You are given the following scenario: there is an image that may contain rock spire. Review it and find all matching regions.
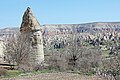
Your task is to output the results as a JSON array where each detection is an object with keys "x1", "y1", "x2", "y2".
[
  {"x1": 20, "y1": 7, "x2": 44, "y2": 66},
  {"x1": 20, "y1": 7, "x2": 41, "y2": 33}
]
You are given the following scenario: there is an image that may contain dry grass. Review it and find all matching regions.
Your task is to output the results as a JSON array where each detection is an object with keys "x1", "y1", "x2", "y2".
[{"x1": 1, "y1": 72, "x2": 103, "y2": 80}]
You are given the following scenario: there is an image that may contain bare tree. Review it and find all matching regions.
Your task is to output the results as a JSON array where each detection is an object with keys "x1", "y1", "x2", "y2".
[
  {"x1": 101, "y1": 48, "x2": 120, "y2": 80},
  {"x1": 4, "y1": 33, "x2": 32, "y2": 70},
  {"x1": 47, "y1": 32, "x2": 102, "y2": 73},
  {"x1": 97, "y1": 39, "x2": 120, "y2": 80}
]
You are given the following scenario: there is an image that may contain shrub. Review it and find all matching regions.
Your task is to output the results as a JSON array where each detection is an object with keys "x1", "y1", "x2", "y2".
[
  {"x1": 7, "y1": 70, "x2": 22, "y2": 77},
  {"x1": 33, "y1": 64, "x2": 44, "y2": 71},
  {"x1": 0, "y1": 68, "x2": 7, "y2": 76}
]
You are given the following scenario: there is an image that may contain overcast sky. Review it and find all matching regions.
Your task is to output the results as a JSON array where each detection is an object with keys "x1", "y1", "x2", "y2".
[{"x1": 0, "y1": 0, "x2": 120, "y2": 28}]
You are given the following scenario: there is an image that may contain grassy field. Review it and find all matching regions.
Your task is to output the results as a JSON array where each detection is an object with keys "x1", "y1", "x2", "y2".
[{"x1": 1, "y1": 72, "x2": 103, "y2": 80}]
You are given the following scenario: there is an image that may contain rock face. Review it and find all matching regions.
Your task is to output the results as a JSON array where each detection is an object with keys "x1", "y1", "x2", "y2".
[
  {"x1": 20, "y1": 7, "x2": 41, "y2": 33},
  {"x1": 42, "y1": 22, "x2": 120, "y2": 35},
  {"x1": 0, "y1": 39, "x2": 4, "y2": 63},
  {"x1": 20, "y1": 7, "x2": 44, "y2": 65}
]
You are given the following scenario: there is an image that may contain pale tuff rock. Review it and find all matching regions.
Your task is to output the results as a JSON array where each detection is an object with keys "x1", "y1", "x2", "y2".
[
  {"x1": 0, "y1": 39, "x2": 4, "y2": 63},
  {"x1": 20, "y1": 7, "x2": 41, "y2": 33},
  {"x1": 20, "y1": 7, "x2": 44, "y2": 65}
]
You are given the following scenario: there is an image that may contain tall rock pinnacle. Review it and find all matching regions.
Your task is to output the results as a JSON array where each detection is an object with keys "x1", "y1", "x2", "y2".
[
  {"x1": 20, "y1": 7, "x2": 41, "y2": 33},
  {"x1": 20, "y1": 7, "x2": 44, "y2": 67}
]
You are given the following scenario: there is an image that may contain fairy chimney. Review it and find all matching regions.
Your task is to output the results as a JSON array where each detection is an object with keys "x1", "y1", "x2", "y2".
[{"x1": 20, "y1": 7, "x2": 44, "y2": 65}]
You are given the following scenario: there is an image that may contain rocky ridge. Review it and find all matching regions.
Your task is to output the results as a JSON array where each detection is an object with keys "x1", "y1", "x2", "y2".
[{"x1": 0, "y1": 22, "x2": 120, "y2": 41}]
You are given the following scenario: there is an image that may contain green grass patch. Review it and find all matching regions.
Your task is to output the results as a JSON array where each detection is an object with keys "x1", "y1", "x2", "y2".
[
  {"x1": 0, "y1": 69, "x2": 53, "y2": 78},
  {"x1": 0, "y1": 70, "x2": 23, "y2": 78},
  {"x1": 7, "y1": 70, "x2": 22, "y2": 76},
  {"x1": 7, "y1": 70, "x2": 22, "y2": 77},
  {"x1": 102, "y1": 50, "x2": 110, "y2": 57},
  {"x1": 32, "y1": 69, "x2": 54, "y2": 74}
]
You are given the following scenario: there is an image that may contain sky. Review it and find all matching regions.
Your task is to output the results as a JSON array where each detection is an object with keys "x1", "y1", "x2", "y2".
[{"x1": 0, "y1": 0, "x2": 120, "y2": 28}]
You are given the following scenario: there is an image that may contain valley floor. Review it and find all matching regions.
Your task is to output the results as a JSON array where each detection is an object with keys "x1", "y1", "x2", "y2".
[{"x1": 1, "y1": 72, "x2": 103, "y2": 80}]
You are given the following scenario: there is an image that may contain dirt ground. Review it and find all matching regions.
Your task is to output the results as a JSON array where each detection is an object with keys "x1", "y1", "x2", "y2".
[{"x1": 1, "y1": 73, "x2": 103, "y2": 80}]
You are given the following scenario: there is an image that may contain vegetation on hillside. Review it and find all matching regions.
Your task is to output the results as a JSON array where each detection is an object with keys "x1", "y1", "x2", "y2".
[{"x1": 1, "y1": 32, "x2": 120, "y2": 80}]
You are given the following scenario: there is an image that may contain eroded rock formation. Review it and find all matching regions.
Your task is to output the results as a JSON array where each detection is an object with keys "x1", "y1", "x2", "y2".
[{"x1": 20, "y1": 7, "x2": 44, "y2": 65}]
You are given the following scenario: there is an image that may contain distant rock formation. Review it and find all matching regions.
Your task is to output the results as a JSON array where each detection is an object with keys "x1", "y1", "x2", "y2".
[
  {"x1": 1, "y1": 22, "x2": 120, "y2": 40},
  {"x1": 0, "y1": 20, "x2": 120, "y2": 59},
  {"x1": 0, "y1": 22, "x2": 120, "y2": 45},
  {"x1": 20, "y1": 7, "x2": 44, "y2": 65},
  {"x1": 0, "y1": 22, "x2": 120, "y2": 49},
  {"x1": 0, "y1": 39, "x2": 4, "y2": 63}
]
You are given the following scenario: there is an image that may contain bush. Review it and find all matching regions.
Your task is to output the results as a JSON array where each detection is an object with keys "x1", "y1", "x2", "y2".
[
  {"x1": 7, "y1": 70, "x2": 22, "y2": 77},
  {"x1": 84, "y1": 69, "x2": 96, "y2": 76},
  {"x1": 33, "y1": 64, "x2": 44, "y2": 71},
  {"x1": 18, "y1": 64, "x2": 33, "y2": 72},
  {"x1": 0, "y1": 68, "x2": 7, "y2": 76}
]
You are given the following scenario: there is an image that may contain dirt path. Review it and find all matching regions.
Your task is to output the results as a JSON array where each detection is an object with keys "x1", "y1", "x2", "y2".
[{"x1": 1, "y1": 73, "x2": 102, "y2": 80}]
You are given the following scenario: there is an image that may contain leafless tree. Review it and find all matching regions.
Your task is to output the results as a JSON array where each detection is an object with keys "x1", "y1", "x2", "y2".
[
  {"x1": 47, "y1": 32, "x2": 102, "y2": 73},
  {"x1": 97, "y1": 39, "x2": 120, "y2": 80},
  {"x1": 101, "y1": 49, "x2": 120, "y2": 79},
  {"x1": 4, "y1": 33, "x2": 32, "y2": 70}
]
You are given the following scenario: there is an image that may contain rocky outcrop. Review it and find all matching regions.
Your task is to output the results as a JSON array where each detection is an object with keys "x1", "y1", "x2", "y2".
[
  {"x1": 0, "y1": 39, "x2": 4, "y2": 63},
  {"x1": 42, "y1": 22, "x2": 120, "y2": 48},
  {"x1": 20, "y1": 7, "x2": 44, "y2": 65},
  {"x1": 42, "y1": 22, "x2": 120, "y2": 36},
  {"x1": 0, "y1": 28, "x2": 18, "y2": 41},
  {"x1": 0, "y1": 22, "x2": 120, "y2": 40},
  {"x1": 0, "y1": 22, "x2": 120, "y2": 63},
  {"x1": 20, "y1": 7, "x2": 41, "y2": 33}
]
